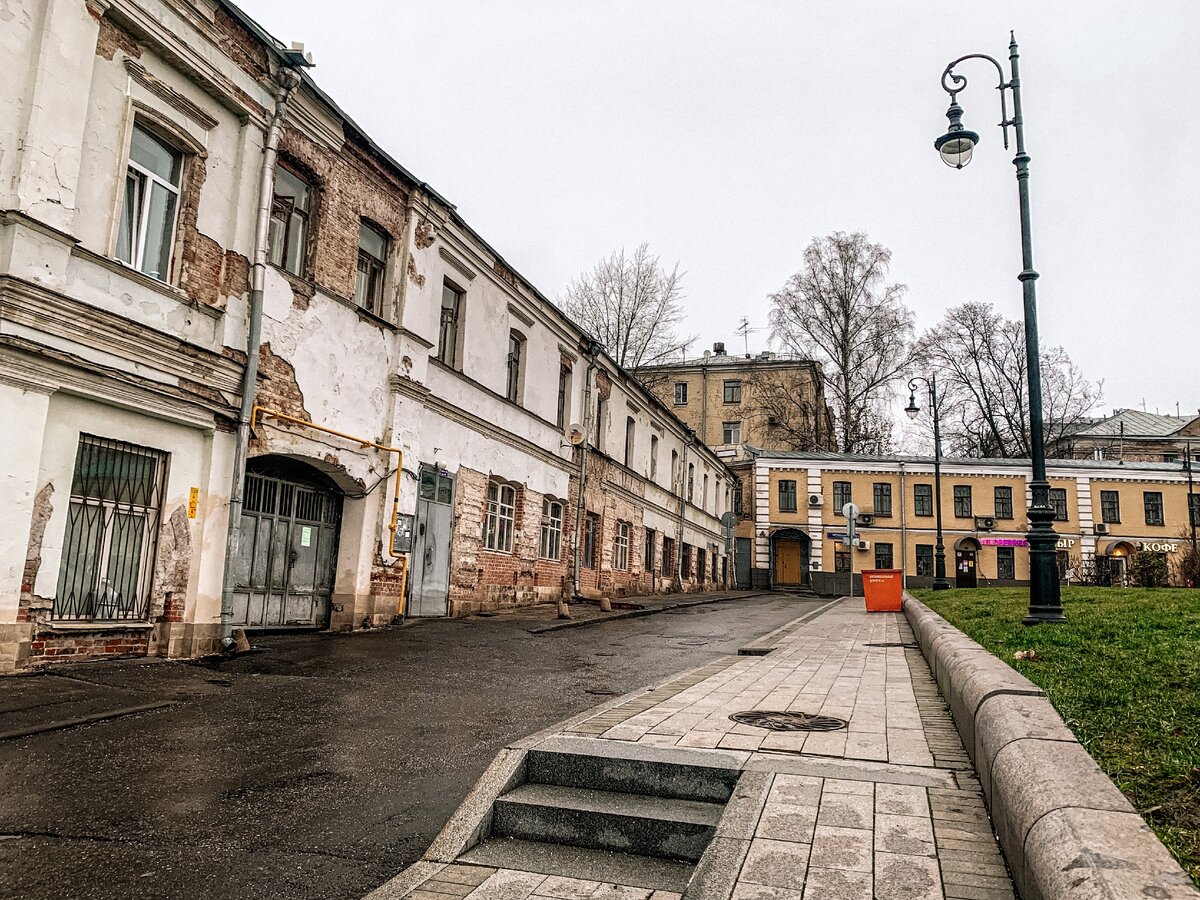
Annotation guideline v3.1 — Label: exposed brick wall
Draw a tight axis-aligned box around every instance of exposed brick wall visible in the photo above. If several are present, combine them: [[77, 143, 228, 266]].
[[252, 343, 311, 440], [213, 6, 270, 82], [29, 631, 152, 662], [92, 11, 142, 61]]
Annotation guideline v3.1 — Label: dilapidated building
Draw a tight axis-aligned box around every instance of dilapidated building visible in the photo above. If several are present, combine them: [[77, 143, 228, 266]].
[[0, 0, 733, 670]]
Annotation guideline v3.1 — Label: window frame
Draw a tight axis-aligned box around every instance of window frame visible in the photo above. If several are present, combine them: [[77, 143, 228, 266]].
[[1143, 491, 1165, 526], [556, 364, 571, 429], [539, 499, 563, 560], [484, 481, 516, 553], [723, 380, 742, 404], [834, 548, 851, 573], [1100, 490, 1121, 524], [661, 536, 674, 577], [583, 512, 599, 568], [872, 482, 892, 517], [649, 435, 659, 480], [644, 528, 656, 570], [874, 542, 894, 569], [778, 479, 798, 513], [953, 485, 973, 518], [118, 121, 185, 283], [506, 330, 526, 404], [438, 280, 465, 369], [354, 220, 389, 315], [914, 484, 933, 517], [833, 481, 852, 512], [267, 160, 312, 278], [722, 421, 741, 444], [673, 382, 688, 405], [997, 546, 1016, 580], [993, 486, 1014, 520], [624, 417, 636, 468], [614, 521, 630, 571], [915, 544, 934, 577], [1048, 487, 1069, 522]]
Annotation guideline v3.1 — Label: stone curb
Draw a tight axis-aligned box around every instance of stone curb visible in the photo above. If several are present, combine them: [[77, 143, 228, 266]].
[[902, 592, 1199, 900], [526, 592, 773, 634]]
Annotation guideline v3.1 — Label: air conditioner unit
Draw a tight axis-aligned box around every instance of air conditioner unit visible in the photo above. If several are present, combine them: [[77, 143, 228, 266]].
[[856, 539, 870, 551], [975, 516, 996, 532], [1095, 522, 1109, 535], [856, 513, 875, 527], [808, 493, 823, 507]]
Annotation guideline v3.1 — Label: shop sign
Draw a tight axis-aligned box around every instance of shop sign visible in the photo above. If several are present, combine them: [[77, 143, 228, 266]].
[[981, 538, 1027, 547], [1138, 541, 1179, 553], [1056, 538, 1076, 549]]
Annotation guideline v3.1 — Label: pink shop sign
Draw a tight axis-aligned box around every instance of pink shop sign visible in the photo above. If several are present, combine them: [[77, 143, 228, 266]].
[[980, 537, 1029, 547]]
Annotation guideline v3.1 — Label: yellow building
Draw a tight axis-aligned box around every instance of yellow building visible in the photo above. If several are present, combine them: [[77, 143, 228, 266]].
[[747, 451, 1198, 592]]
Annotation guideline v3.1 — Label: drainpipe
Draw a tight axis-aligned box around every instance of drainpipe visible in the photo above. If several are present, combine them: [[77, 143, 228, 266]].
[[571, 342, 602, 610], [218, 62, 307, 652], [676, 430, 695, 591], [899, 461, 908, 591]]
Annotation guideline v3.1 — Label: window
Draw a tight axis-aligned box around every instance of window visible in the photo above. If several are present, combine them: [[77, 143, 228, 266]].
[[539, 499, 563, 560], [644, 528, 656, 570], [722, 421, 741, 444], [614, 521, 630, 570], [953, 485, 972, 517], [438, 281, 464, 368], [687, 463, 695, 502], [556, 364, 571, 429], [267, 163, 311, 278], [1049, 487, 1068, 521], [997, 547, 1015, 580], [583, 513, 599, 568], [778, 479, 797, 512], [671, 450, 679, 493], [994, 486, 1014, 520], [873, 483, 892, 516], [661, 537, 675, 577], [1190, 494, 1200, 527], [418, 466, 454, 505], [484, 481, 516, 552], [55, 435, 167, 621], [118, 123, 184, 282], [681, 543, 692, 577], [506, 331, 525, 403], [353, 221, 388, 314], [624, 417, 636, 467], [650, 435, 659, 480], [703, 474, 709, 510], [833, 481, 852, 511], [595, 397, 607, 453], [1100, 490, 1121, 524], [1056, 550, 1070, 578], [674, 382, 688, 405], [874, 542, 894, 569], [916, 544, 934, 577], [914, 484, 933, 517], [723, 380, 742, 403], [834, 548, 851, 573], [1144, 491, 1164, 526], [733, 479, 744, 516]]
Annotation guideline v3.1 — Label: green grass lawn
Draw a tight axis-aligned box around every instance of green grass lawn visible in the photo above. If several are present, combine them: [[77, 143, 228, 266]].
[[914, 586, 1200, 884]]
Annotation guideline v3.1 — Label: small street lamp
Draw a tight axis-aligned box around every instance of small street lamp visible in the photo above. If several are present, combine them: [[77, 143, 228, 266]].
[[935, 33, 1065, 624], [906, 376, 950, 591]]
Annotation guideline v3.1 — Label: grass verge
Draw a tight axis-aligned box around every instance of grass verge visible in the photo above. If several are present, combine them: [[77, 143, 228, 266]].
[[914, 586, 1200, 885]]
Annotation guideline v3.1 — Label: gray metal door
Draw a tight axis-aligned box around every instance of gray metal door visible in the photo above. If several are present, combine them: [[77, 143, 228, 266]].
[[232, 462, 342, 629], [409, 467, 454, 617], [735, 537, 752, 588]]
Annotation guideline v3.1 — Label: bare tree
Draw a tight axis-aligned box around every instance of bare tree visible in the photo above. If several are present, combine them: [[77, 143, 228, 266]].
[[914, 302, 1102, 458], [559, 243, 694, 369], [769, 232, 914, 453], [742, 367, 835, 451]]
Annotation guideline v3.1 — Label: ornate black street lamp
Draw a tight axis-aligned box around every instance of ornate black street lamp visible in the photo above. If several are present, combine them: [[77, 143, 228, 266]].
[[906, 377, 950, 590], [935, 33, 1065, 623], [1185, 440, 1198, 563]]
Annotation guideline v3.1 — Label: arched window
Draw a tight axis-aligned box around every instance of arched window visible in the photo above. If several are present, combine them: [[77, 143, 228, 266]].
[[624, 417, 636, 467], [484, 480, 516, 552], [539, 498, 563, 559], [650, 435, 659, 480]]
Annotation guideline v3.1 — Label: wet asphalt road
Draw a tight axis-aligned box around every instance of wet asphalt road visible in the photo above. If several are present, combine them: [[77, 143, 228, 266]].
[[0, 594, 821, 900]]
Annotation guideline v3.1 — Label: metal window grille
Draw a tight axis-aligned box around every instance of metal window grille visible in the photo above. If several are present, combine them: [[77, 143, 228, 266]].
[[484, 482, 516, 552], [55, 435, 168, 621], [994, 486, 1014, 519], [873, 483, 892, 516], [914, 484, 933, 517]]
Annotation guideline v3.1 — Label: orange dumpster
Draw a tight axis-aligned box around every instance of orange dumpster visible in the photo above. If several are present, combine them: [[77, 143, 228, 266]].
[[862, 569, 903, 612]]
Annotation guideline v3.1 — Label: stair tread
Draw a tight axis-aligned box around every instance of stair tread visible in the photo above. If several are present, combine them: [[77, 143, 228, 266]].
[[499, 782, 723, 827], [459, 837, 694, 892]]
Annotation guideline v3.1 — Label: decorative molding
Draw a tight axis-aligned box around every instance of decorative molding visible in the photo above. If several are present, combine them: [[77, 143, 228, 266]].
[[125, 59, 219, 131], [507, 302, 535, 328], [557, 343, 578, 363], [71, 245, 221, 317], [438, 247, 476, 281]]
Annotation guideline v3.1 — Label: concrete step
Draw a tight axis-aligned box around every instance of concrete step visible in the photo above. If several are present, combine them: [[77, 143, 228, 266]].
[[524, 746, 741, 803], [459, 837, 694, 892], [492, 782, 722, 861]]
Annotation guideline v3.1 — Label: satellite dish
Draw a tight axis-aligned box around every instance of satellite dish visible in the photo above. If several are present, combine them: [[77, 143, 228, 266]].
[[565, 424, 586, 446]]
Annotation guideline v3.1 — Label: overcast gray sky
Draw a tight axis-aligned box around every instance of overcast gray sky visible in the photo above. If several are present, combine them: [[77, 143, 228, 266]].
[[241, 0, 1200, 420]]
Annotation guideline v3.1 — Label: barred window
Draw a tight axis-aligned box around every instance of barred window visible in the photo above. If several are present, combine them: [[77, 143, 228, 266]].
[[1144, 491, 1164, 526], [55, 435, 167, 621], [484, 481, 516, 552], [614, 521, 630, 570], [873, 483, 892, 516], [953, 485, 972, 517], [778, 479, 797, 512], [874, 542, 894, 569], [997, 547, 1015, 580], [833, 481, 852, 511], [539, 499, 563, 560], [914, 484, 933, 517], [1100, 490, 1121, 524], [1049, 488, 1068, 521], [994, 486, 1013, 519], [916, 544, 934, 577]]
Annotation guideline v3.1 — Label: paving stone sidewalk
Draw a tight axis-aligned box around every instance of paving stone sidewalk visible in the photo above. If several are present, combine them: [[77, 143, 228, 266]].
[[374, 599, 1015, 900]]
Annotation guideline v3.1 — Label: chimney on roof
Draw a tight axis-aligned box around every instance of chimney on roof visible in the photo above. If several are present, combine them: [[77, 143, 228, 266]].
[[713, 342, 725, 355]]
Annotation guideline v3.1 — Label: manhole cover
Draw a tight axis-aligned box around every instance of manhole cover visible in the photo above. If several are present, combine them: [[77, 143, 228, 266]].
[[729, 710, 849, 732], [864, 641, 920, 649]]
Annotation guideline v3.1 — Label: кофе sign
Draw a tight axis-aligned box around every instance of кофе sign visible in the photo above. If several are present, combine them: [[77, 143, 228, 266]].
[[1137, 541, 1180, 553]]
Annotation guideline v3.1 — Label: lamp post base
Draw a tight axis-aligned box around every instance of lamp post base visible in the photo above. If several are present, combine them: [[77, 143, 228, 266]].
[[1022, 607, 1067, 625]]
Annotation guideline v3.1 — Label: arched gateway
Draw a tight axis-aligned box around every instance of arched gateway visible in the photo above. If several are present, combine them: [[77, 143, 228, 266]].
[[771, 528, 811, 588], [231, 456, 344, 629]]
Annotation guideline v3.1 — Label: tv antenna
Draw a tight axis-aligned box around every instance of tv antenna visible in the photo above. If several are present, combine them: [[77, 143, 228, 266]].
[[735, 317, 762, 356]]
